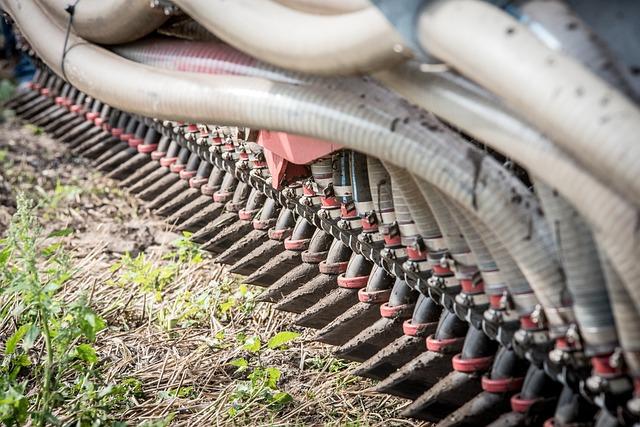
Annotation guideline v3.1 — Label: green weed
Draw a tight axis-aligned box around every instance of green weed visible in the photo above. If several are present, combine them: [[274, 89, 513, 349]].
[[163, 231, 203, 264], [109, 252, 176, 302], [37, 179, 82, 215], [0, 193, 108, 426], [224, 329, 300, 418]]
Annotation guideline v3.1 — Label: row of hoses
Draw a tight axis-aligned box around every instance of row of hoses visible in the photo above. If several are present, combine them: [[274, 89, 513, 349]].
[[6, 0, 640, 408]]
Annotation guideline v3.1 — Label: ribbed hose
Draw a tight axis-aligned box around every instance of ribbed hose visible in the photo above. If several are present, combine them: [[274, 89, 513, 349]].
[[171, 0, 411, 75], [456, 202, 536, 313], [350, 152, 372, 216], [383, 163, 441, 241], [113, 38, 311, 86], [11, 0, 569, 327], [414, 177, 468, 255], [375, 60, 640, 322], [36, 0, 167, 44], [366, 158, 395, 225], [537, 183, 616, 352], [598, 250, 640, 375], [417, 0, 640, 207], [516, 0, 632, 351], [442, 197, 496, 273]]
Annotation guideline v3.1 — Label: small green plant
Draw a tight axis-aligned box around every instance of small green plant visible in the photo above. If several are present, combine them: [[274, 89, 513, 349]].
[[109, 252, 176, 302], [0, 148, 9, 165], [22, 123, 43, 136], [0, 194, 107, 426], [0, 79, 16, 104], [227, 364, 292, 418], [163, 231, 203, 264], [38, 179, 82, 213], [224, 329, 300, 418], [214, 280, 256, 321]]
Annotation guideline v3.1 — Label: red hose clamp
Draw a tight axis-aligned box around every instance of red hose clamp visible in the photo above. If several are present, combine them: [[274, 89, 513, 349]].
[[320, 197, 340, 208], [426, 335, 465, 353], [200, 184, 217, 196], [28, 82, 36, 90], [94, 117, 104, 127], [407, 246, 427, 261], [358, 288, 391, 304], [452, 354, 494, 373], [189, 176, 209, 189], [138, 144, 158, 154], [403, 320, 436, 337], [268, 228, 291, 241], [150, 151, 166, 161], [460, 278, 484, 294], [128, 138, 143, 148], [40, 88, 50, 96], [159, 157, 177, 168], [120, 133, 133, 142], [301, 250, 328, 264], [337, 274, 369, 289], [383, 233, 402, 247], [432, 264, 453, 276], [319, 260, 349, 275], [252, 218, 277, 231], [213, 191, 234, 203], [70, 104, 82, 113], [511, 393, 542, 413], [55, 96, 66, 105], [543, 418, 555, 427], [226, 200, 247, 212], [169, 163, 186, 173], [179, 169, 196, 180], [380, 302, 414, 319], [519, 315, 541, 331], [238, 209, 259, 221], [340, 204, 357, 219], [284, 237, 310, 251], [85, 112, 98, 121], [591, 354, 622, 377], [111, 128, 124, 138], [481, 375, 524, 393]]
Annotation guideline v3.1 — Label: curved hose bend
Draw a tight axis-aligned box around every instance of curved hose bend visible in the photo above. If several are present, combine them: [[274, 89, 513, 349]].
[[36, 0, 168, 45], [8, 0, 569, 329], [170, 0, 411, 75], [417, 0, 640, 206]]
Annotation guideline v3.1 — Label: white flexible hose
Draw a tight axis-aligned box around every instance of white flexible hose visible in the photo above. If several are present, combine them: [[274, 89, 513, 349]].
[[170, 0, 411, 75], [417, 0, 640, 206], [36, 0, 167, 44]]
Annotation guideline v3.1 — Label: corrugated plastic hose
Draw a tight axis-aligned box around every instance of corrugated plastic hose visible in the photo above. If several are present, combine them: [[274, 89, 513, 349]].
[[6, 0, 571, 330], [375, 61, 640, 322], [382, 163, 441, 241]]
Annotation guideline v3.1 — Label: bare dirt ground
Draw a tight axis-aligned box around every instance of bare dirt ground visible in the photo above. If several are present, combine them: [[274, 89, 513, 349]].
[[0, 116, 425, 426]]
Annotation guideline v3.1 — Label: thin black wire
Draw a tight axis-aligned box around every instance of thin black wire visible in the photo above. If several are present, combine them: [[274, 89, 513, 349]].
[[61, 0, 80, 82]]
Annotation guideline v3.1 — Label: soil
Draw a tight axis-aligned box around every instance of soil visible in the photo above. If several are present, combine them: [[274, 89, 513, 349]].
[[0, 116, 426, 426]]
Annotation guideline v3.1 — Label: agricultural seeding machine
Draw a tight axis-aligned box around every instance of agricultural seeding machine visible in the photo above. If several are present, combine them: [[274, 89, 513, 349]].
[[3, 0, 640, 425]]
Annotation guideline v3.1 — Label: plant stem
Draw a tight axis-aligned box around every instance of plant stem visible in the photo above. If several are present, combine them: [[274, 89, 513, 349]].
[[39, 308, 54, 427]]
